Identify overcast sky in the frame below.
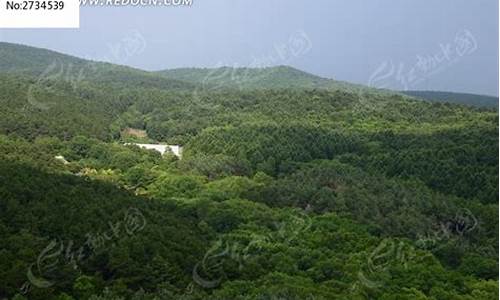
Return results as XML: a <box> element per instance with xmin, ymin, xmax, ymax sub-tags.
<box><xmin>0</xmin><ymin>0</ymin><xmax>498</xmax><ymax>95</ymax></box>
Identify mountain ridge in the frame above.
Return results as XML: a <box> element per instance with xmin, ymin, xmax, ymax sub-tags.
<box><xmin>401</xmin><ymin>90</ymin><xmax>499</xmax><ymax>109</ymax></box>
<box><xmin>0</xmin><ymin>42</ymin><xmax>496</xmax><ymax>108</ymax></box>
<box><xmin>0</xmin><ymin>42</ymin><xmax>195</xmax><ymax>91</ymax></box>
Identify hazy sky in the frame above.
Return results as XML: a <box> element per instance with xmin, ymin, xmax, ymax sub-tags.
<box><xmin>0</xmin><ymin>0</ymin><xmax>498</xmax><ymax>95</ymax></box>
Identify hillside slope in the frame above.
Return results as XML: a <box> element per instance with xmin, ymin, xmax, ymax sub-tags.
<box><xmin>0</xmin><ymin>42</ymin><xmax>194</xmax><ymax>91</ymax></box>
<box><xmin>401</xmin><ymin>90</ymin><xmax>499</xmax><ymax>109</ymax></box>
<box><xmin>156</xmin><ymin>65</ymin><xmax>372</xmax><ymax>92</ymax></box>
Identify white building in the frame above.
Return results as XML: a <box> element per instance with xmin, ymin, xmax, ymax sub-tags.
<box><xmin>54</xmin><ymin>155</ymin><xmax>69</xmax><ymax>164</ymax></box>
<box><xmin>128</xmin><ymin>144</ymin><xmax>183</xmax><ymax>158</ymax></box>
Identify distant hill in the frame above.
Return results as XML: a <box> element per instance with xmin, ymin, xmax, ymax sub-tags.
<box><xmin>0</xmin><ymin>42</ymin><xmax>194</xmax><ymax>91</ymax></box>
<box><xmin>0</xmin><ymin>42</ymin><xmax>495</xmax><ymax>144</ymax></box>
<box><xmin>156</xmin><ymin>65</ymin><xmax>371</xmax><ymax>92</ymax></box>
<box><xmin>401</xmin><ymin>90</ymin><xmax>498</xmax><ymax>109</ymax></box>
<box><xmin>0</xmin><ymin>41</ymin><xmax>88</xmax><ymax>73</ymax></box>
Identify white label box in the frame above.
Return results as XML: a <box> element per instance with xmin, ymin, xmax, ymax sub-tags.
<box><xmin>0</xmin><ymin>0</ymin><xmax>79</xmax><ymax>28</ymax></box>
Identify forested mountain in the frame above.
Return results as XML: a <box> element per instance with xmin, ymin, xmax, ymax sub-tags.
<box><xmin>0</xmin><ymin>42</ymin><xmax>194</xmax><ymax>91</ymax></box>
<box><xmin>156</xmin><ymin>65</ymin><xmax>372</xmax><ymax>92</ymax></box>
<box><xmin>159</xmin><ymin>67</ymin><xmax>500</xmax><ymax>111</ymax></box>
<box><xmin>401</xmin><ymin>90</ymin><xmax>499</xmax><ymax>109</ymax></box>
<box><xmin>0</xmin><ymin>42</ymin><xmax>90</xmax><ymax>74</ymax></box>
<box><xmin>0</xmin><ymin>43</ymin><xmax>498</xmax><ymax>300</ymax></box>
<box><xmin>156</xmin><ymin>66</ymin><xmax>330</xmax><ymax>89</ymax></box>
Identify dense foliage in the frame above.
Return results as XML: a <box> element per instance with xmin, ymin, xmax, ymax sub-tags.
<box><xmin>0</xmin><ymin>43</ymin><xmax>497</xmax><ymax>299</ymax></box>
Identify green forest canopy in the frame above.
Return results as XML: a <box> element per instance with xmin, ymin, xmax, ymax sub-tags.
<box><xmin>0</xmin><ymin>42</ymin><xmax>497</xmax><ymax>300</ymax></box>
